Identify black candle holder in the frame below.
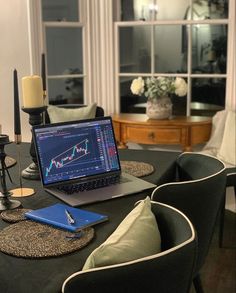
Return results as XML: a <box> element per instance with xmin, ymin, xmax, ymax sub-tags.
<box><xmin>21</xmin><ymin>106</ymin><xmax>47</xmax><ymax>180</ymax></box>
<box><xmin>0</xmin><ymin>135</ymin><xmax>21</xmax><ymax>211</ymax></box>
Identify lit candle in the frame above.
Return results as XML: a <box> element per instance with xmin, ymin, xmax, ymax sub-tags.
<box><xmin>13</xmin><ymin>69</ymin><xmax>21</xmax><ymax>138</ymax></box>
<box><xmin>22</xmin><ymin>75</ymin><xmax>44</xmax><ymax>108</ymax></box>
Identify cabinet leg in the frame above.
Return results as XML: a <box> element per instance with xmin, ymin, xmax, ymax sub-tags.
<box><xmin>183</xmin><ymin>145</ymin><xmax>192</xmax><ymax>152</ymax></box>
<box><xmin>117</xmin><ymin>141</ymin><xmax>128</xmax><ymax>149</ymax></box>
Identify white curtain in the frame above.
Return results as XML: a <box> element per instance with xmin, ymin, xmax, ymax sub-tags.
<box><xmin>225</xmin><ymin>0</ymin><xmax>236</xmax><ymax>110</ymax></box>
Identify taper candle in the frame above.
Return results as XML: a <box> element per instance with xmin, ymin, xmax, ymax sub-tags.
<box><xmin>41</xmin><ymin>53</ymin><xmax>46</xmax><ymax>91</ymax></box>
<box><xmin>13</xmin><ymin>69</ymin><xmax>21</xmax><ymax>138</ymax></box>
<box><xmin>22</xmin><ymin>75</ymin><xmax>44</xmax><ymax>108</ymax></box>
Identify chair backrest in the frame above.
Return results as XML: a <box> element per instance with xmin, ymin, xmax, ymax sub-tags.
<box><xmin>151</xmin><ymin>152</ymin><xmax>226</xmax><ymax>275</ymax></box>
<box><xmin>45</xmin><ymin>104</ymin><xmax>104</xmax><ymax>124</ymax></box>
<box><xmin>62</xmin><ymin>202</ymin><xmax>196</xmax><ymax>293</ymax></box>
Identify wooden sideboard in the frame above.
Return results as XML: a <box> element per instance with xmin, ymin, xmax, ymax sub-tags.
<box><xmin>112</xmin><ymin>114</ymin><xmax>212</xmax><ymax>151</ymax></box>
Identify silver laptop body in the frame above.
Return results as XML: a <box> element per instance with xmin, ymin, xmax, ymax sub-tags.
<box><xmin>32</xmin><ymin>116</ymin><xmax>156</xmax><ymax>206</ymax></box>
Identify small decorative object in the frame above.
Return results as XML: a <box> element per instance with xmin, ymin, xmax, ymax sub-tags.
<box><xmin>0</xmin><ymin>134</ymin><xmax>21</xmax><ymax>211</ymax></box>
<box><xmin>10</xmin><ymin>70</ymin><xmax>35</xmax><ymax>196</ymax></box>
<box><xmin>21</xmin><ymin>75</ymin><xmax>47</xmax><ymax>180</ymax></box>
<box><xmin>130</xmin><ymin>76</ymin><xmax>188</xmax><ymax>119</ymax></box>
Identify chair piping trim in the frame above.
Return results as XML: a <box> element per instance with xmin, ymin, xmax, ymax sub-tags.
<box><xmin>227</xmin><ymin>172</ymin><xmax>236</xmax><ymax>176</ymax></box>
<box><xmin>151</xmin><ymin>153</ymin><xmax>226</xmax><ymax>199</ymax></box>
<box><xmin>62</xmin><ymin>201</ymin><xmax>195</xmax><ymax>292</ymax></box>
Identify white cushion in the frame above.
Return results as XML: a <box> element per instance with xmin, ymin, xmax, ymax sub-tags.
<box><xmin>47</xmin><ymin>103</ymin><xmax>97</xmax><ymax>123</ymax></box>
<box><xmin>218</xmin><ymin>110</ymin><xmax>236</xmax><ymax>166</ymax></box>
<box><xmin>203</xmin><ymin>109</ymin><xmax>227</xmax><ymax>151</ymax></box>
<box><xmin>82</xmin><ymin>197</ymin><xmax>161</xmax><ymax>270</ymax></box>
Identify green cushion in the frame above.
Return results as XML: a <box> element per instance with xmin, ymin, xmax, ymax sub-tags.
<box><xmin>82</xmin><ymin>197</ymin><xmax>161</xmax><ymax>270</ymax></box>
<box><xmin>47</xmin><ymin>103</ymin><xmax>97</xmax><ymax>123</ymax></box>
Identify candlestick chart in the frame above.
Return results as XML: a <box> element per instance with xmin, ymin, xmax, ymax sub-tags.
<box><xmin>45</xmin><ymin>138</ymin><xmax>90</xmax><ymax>177</ymax></box>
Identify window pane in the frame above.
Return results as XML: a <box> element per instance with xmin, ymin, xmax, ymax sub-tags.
<box><xmin>191</xmin><ymin>78</ymin><xmax>225</xmax><ymax>116</ymax></box>
<box><xmin>120</xmin><ymin>0</ymin><xmax>190</xmax><ymax>21</ymax></box>
<box><xmin>119</xmin><ymin>26</ymin><xmax>151</xmax><ymax>73</ymax></box>
<box><xmin>155</xmin><ymin>25</ymin><xmax>187</xmax><ymax>73</ymax></box>
<box><xmin>172</xmin><ymin>93</ymin><xmax>187</xmax><ymax>116</ymax></box>
<box><xmin>192</xmin><ymin>24</ymin><xmax>227</xmax><ymax>74</ymax></box>
<box><xmin>42</xmin><ymin>0</ymin><xmax>79</xmax><ymax>22</ymax></box>
<box><xmin>119</xmin><ymin>76</ymin><xmax>187</xmax><ymax>115</ymax></box>
<box><xmin>46</xmin><ymin>27</ymin><xmax>83</xmax><ymax>75</ymax></box>
<box><xmin>48</xmin><ymin>78</ymin><xmax>84</xmax><ymax>105</ymax></box>
<box><xmin>192</xmin><ymin>0</ymin><xmax>228</xmax><ymax>20</ymax></box>
<box><xmin>120</xmin><ymin>77</ymin><xmax>146</xmax><ymax>113</ymax></box>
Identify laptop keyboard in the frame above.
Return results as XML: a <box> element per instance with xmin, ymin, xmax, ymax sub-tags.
<box><xmin>57</xmin><ymin>175</ymin><xmax>129</xmax><ymax>194</ymax></box>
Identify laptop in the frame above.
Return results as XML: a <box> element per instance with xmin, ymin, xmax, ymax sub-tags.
<box><xmin>32</xmin><ymin>116</ymin><xmax>156</xmax><ymax>206</ymax></box>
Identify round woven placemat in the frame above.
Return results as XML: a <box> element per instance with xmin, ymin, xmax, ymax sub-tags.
<box><xmin>120</xmin><ymin>161</ymin><xmax>154</xmax><ymax>177</ymax></box>
<box><xmin>1</xmin><ymin>208</ymin><xmax>32</xmax><ymax>223</ymax></box>
<box><xmin>0</xmin><ymin>221</ymin><xmax>94</xmax><ymax>258</ymax></box>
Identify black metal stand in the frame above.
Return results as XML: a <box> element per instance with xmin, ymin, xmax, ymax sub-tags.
<box><xmin>0</xmin><ymin>135</ymin><xmax>21</xmax><ymax>211</ymax></box>
<box><xmin>21</xmin><ymin>106</ymin><xmax>47</xmax><ymax>180</ymax></box>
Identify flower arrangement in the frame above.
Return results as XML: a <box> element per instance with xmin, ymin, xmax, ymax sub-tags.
<box><xmin>130</xmin><ymin>76</ymin><xmax>187</xmax><ymax>101</ymax></box>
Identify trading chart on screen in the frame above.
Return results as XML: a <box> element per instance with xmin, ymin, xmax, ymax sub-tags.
<box><xmin>34</xmin><ymin>119</ymin><xmax>120</xmax><ymax>185</ymax></box>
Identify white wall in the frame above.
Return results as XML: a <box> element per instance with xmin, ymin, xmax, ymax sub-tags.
<box><xmin>0</xmin><ymin>0</ymin><xmax>32</xmax><ymax>142</ymax></box>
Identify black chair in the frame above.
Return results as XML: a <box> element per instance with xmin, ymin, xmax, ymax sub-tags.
<box><xmin>151</xmin><ymin>152</ymin><xmax>226</xmax><ymax>293</ymax></box>
<box><xmin>45</xmin><ymin>104</ymin><xmax>104</xmax><ymax>124</ymax></box>
<box><xmin>62</xmin><ymin>201</ymin><xmax>197</xmax><ymax>293</ymax></box>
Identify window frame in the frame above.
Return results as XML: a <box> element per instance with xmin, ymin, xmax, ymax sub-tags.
<box><xmin>40</xmin><ymin>0</ymin><xmax>88</xmax><ymax>105</ymax></box>
<box><xmin>114</xmin><ymin>5</ymin><xmax>229</xmax><ymax>115</ymax></box>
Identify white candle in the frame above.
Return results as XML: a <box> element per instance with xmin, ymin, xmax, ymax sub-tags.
<box><xmin>22</xmin><ymin>75</ymin><xmax>44</xmax><ymax>108</ymax></box>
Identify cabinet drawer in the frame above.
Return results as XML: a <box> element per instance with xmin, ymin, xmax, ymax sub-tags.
<box><xmin>124</xmin><ymin>126</ymin><xmax>182</xmax><ymax>144</ymax></box>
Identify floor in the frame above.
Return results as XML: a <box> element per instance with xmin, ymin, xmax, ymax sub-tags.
<box><xmin>128</xmin><ymin>142</ymin><xmax>236</xmax><ymax>293</ymax></box>
<box><xmin>190</xmin><ymin>208</ymin><xmax>236</xmax><ymax>293</ymax></box>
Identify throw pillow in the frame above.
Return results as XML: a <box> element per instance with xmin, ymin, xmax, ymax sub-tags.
<box><xmin>47</xmin><ymin>103</ymin><xmax>97</xmax><ymax>123</ymax></box>
<box><xmin>82</xmin><ymin>197</ymin><xmax>161</xmax><ymax>270</ymax></box>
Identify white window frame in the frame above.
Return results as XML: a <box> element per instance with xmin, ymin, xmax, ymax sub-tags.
<box><xmin>114</xmin><ymin>1</ymin><xmax>230</xmax><ymax>115</ymax></box>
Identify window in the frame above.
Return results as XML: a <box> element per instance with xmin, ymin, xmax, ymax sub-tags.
<box><xmin>116</xmin><ymin>0</ymin><xmax>228</xmax><ymax>116</ymax></box>
<box><xmin>41</xmin><ymin>0</ymin><xmax>85</xmax><ymax>105</ymax></box>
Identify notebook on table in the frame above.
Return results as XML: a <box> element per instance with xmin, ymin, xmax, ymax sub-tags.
<box><xmin>32</xmin><ymin>116</ymin><xmax>156</xmax><ymax>206</ymax></box>
<box><xmin>25</xmin><ymin>203</ymin><xmax>108</xmax><ymax>232</ymax></box>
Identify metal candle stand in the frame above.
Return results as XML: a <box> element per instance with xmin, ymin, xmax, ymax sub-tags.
<box><xmin>0</xmin><ymin>135</ymin><xmax>21</xmax><ymax>211</ymax></box>
<box><xmin>21</xmin><ymin>106</ymin><xmax>47</xmax><ymax>180</ymax></box>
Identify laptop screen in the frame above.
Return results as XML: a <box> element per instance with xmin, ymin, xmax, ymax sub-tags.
<box><xmin>33</xmin><ymin>117</ymin><xmax>121</xmax><ymax>186</ymax></box>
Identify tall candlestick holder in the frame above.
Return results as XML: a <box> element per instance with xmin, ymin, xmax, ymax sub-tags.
<box><xmin>0</xmin><ymin>135</ymin><xmax>21</xmax><ymax>211</ymax></box>
<box><xmin>21</xmin><ymin>106</ymin><xmax>47</xmax><ymax>180</ymax></box>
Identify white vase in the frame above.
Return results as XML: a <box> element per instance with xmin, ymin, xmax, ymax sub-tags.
<box><xmin>146</xmin><ymin>96</ymin><xmax>173</xmax><ymax>119</ymax></box>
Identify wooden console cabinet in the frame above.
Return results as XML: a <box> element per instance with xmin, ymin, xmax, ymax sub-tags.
<box><xmin>112</xmin><ymin>114</ymin><xmax>212</xmax><ymax>151</ymax></box>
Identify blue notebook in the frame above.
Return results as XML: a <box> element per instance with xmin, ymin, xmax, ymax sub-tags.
<box><xmin>25</xmin><ymin>203</ymin><xmax>108</xmax><ymax>232</ymax></box>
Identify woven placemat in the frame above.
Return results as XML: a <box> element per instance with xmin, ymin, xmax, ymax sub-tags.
<box><xmin>1</xmin><ymin>208</ymin><xmax>32</xmax><ymax>223</ymax></box>
<box><xmin>121</xmin><ymin>161</ymin><xmax>154</xmax><ymax>177</ymax></box>
<box><xmin>0</xmin><ymin>221</ymin><xmax>94</xmax><ymax>258</ymax></box>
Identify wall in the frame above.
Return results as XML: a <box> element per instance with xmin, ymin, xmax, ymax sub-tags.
<box><xmin>0</xmin><ymin>0</ymin><xmax>32</xmax><ymax>142</ymax></box>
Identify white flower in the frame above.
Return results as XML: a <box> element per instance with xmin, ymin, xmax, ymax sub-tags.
<box><xmin>130</xmin><ymin>77</ymin><xmax>145</xmax><ymax>95</ymax></box>
<box><xmin>174</xmin><ymin>77</ymin><xmax>187</xmax><ymax>97</ymax></box>
<box><xmin>130</xmin><ymin>76</ymin><xmax>188</xmax><ymax>100</ymax></box>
